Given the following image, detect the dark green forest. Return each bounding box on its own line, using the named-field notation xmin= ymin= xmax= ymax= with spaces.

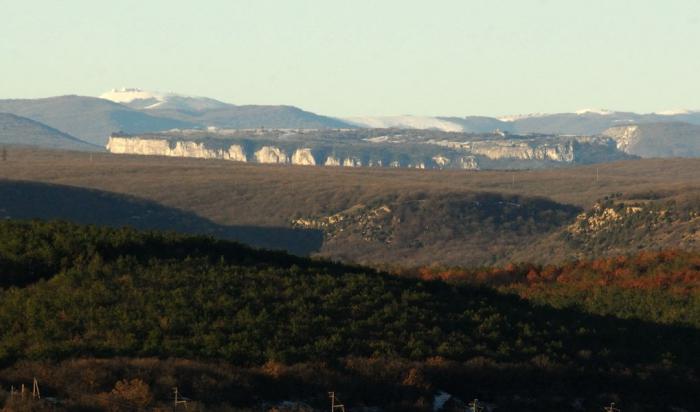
xmin=0 ymin=220 xmax=698 ymax=411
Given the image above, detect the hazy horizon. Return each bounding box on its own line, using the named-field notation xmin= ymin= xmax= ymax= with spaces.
xmin=4 ymin=0 xmax=700 ymax=117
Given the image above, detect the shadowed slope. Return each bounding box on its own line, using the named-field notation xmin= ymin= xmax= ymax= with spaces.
xmin=0 ymin=180 xmax=322 ymax=256
xmin=0 ymin=113 xmax=99 ymax=151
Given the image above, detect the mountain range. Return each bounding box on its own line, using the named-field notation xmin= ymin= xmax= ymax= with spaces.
xmin=351 ymin=109 xmax=700 ymax=136
xmin=0 ymin=112 xmax=98 ymax=151
xmin=1 ymin=88 xmax=699 ymax=161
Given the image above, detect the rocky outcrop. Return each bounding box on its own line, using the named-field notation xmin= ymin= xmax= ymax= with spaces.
xmin=255 ymin=146 xmax=287 ymax=164
xmin=468 ymin=140 xmax=575 ymax=162
xmin=106 ymin=136 xmax=247 ymax=161
xmin=457 ymin=156 xmax=479 ymax=170
xmin=324 ymin=156 xmax=341 ymax=166
xmin=603 ymin=125 xmax=639 ymax=153
xmin=603 ymin=122 xmax=700 ymax=158
xmin=343 ymin=157 xmax=362 ymax=167
xmin=292 ymin=203 xmax=395 ymax=243
xmin=432 ymin=155 xmax=450 ymax=168
xmin=291 ymin=148 xmax=316 ymax=166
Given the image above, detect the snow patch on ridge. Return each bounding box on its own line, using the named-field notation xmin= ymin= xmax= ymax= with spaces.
xmin=344 ymin=115 xmax=464 ymax=132
xmin=100 ymin=88 xmax=167 ymax=104
xmin=497 ymin=113 xmax=548 ymax=122
xmin=655 ymin=108 xmax=698 ymax=116
xmin=575 ymin=108 xmax=615 ymax=116
xmin=100 ymin=88 xmax=230 ymax=111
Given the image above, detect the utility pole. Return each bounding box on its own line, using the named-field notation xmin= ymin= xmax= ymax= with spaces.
xmin=468 ymin=398 xmax=484 ymax=412
xmin=32 ymin=377 xmax=40 ymax=399
xmin=1 ymin=146 xmax=6 ymax=161
xmin=596 ymin=167 xmax=599 ymax=183
xmin=173 ymin=387 xmax=189 ymax=408
xmin=329 ymin=392 xmax=346 ymax=412
xmin=603 ymin=402 xmax=621 ymax=412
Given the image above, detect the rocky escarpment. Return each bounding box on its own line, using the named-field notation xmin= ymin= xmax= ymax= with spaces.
xmin=291 ymin=192 xmax=581 ymax=266
xmin=107 ymin=136 xmax=247 ymax=161
xmin=106 ymin=128 xmax=632 ymax=170
xmin=107 ymin=135 xmax=481 ymax=169
xmin=566 ymin=198 xmax=700 ymax=246
xmin=469 ymin=140 xmax=575 ymax=162
xmin=603 ymin=122 xmax=700 ymax=158
xmin=512 ymin=195 xmax=700 ymax=264
xmin=108 ymin=136 xmax=402 ymax=167
xmin=603 ymin=125 xmax=639 ymax=153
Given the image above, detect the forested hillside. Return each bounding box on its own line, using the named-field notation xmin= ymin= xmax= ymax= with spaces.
xmin=410 ymin=249 xmax=700 ymax=328
xmin=0 ymin=220 xmax=698 ymax=411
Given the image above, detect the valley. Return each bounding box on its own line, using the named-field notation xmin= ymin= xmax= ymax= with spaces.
xmin=1 ymin=146 xmax=699 ymax=267
xmin=4 ymin=2 xmax=700 ymax=410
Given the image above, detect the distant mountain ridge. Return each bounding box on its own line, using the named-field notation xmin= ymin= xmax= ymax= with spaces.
xmin=0 ymin=90 xmax=354 ymax=147
xmin=1 ymin=88 xmax=699 ymax=160
xmin=99 ymin=88 xmax=231 ymax=111
xmin=0 ymin=95 xmax=194 ymax=146
xmin=603 ymin=122 xmax=700 ymax=158
xmin=349 ymin=110 xmax=700 ymax=135
xmin=0 ymin=112 xmax=98 ymax=151
xmin=100 ymin=87 xmax=352 ymax=130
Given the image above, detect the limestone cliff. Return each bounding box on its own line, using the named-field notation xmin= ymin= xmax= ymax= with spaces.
xmin=106 ymin=129 xmax=630 ymax=170
xmin=602 ymin=125 xmax=639 ymax=153
xmin=603 ymin=122 xmax=700 ymax=158
xmin=468 ymin=140 xmax=575 ymax=162
xmin=255 ymin=146 xmax=288 ymax=164
xmin=107 ymin=136 xmax=247 ymax=161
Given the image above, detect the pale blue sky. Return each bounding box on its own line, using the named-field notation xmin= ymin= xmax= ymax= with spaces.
xmin=3 ymin=0 xmax=699 ymax=117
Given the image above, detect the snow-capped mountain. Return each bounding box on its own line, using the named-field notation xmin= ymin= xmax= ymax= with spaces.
xmin=100 ymin=88 xmax=231 ymax=112
xmin=98 ymin=88 xmax=351 ymax=130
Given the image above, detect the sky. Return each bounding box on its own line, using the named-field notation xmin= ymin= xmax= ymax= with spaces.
xmin=2 ymin=0 xmax=700 ymax=117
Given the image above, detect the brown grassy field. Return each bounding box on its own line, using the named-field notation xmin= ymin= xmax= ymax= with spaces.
xmin=1 ymin=146 xmax=699 ymax=265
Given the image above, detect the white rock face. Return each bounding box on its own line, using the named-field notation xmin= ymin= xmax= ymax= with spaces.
xmin=432 ymin=155 xmax=451 ymax=168
xmin=469 ymin=141 xmax=575 ymax=162
xmin=291 ymin=148 xmax=316 ymax=166
xmin=458 ymin=156 xmax=479 ymax=170
xmin=226 ymin=145 xmax=247 ymax=162
xmin=106 ymin=136 xmax=247 ymax=161
xmin=343 ymin=157 xmax=362 ymax=167
xmin=324 ymin=156 xmax=341 ymax=166
xmin=255 ymin=146 xmax=288 ymax=164
xmin=107 ymin=136 xmax=170 ymax=155
xmin=110 ymin=136 xmax=566 ymax=170
xmin=169 ymin=141 xmax=219 ymax=158
xmin=603 ymin=125 xmax=639 ymax=153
